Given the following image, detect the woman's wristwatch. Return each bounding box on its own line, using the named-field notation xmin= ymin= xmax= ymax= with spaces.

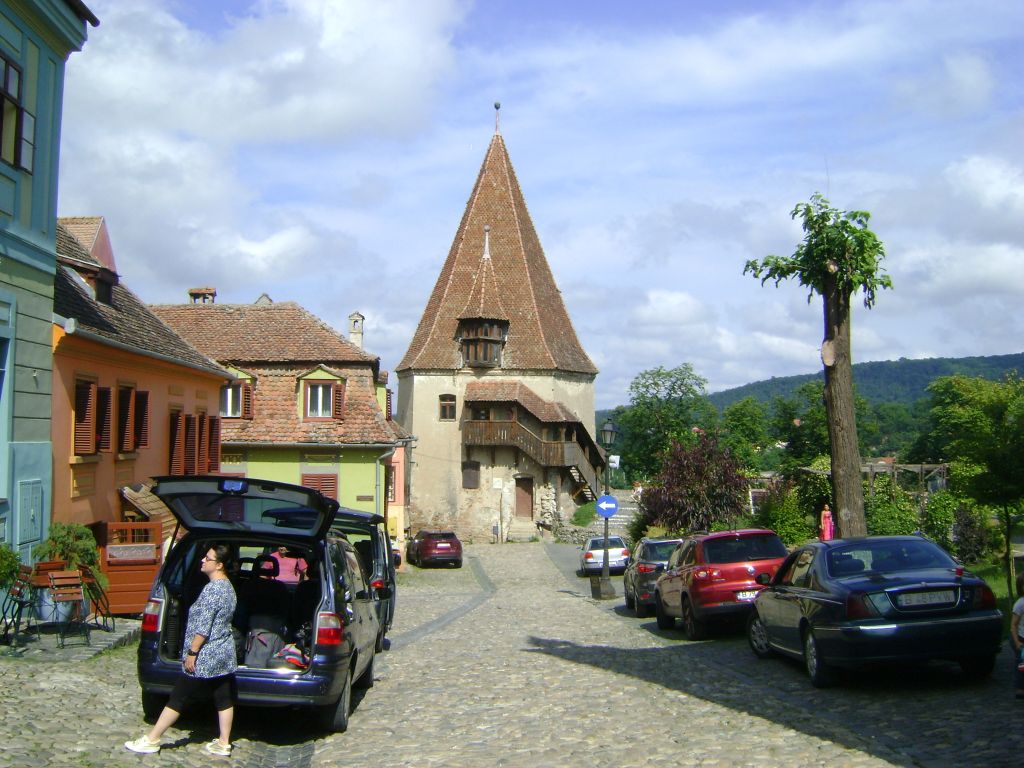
xmin=186 ymin=649 xmax=199 ymax=657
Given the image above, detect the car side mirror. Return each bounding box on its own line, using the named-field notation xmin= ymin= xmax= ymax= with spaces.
xmin=355 ymin=589 xmax=370 ymax=600
xmin=756 ymin=572 xmax=772 ymax=586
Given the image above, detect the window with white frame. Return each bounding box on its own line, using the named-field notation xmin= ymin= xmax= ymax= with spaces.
xmin=306 ymin=382 xmax=333 ymax=418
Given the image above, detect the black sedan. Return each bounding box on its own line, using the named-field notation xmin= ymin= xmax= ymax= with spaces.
xmin=747 ymin=535 xmax=1003 ymax=687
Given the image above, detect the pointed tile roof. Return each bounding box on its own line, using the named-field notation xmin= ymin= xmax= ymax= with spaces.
xmin=397 ymin=133 xmax=597 ymax=375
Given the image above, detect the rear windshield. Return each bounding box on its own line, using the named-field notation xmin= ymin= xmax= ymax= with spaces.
xmin=645 ymin=541 xmax=680 ymax=561
xmin=589 ymin=537 xmax=625 ymax=550
xmin=828 ymin=539 xmax=955 ymax=576
xmin=702 ymin=534 xmax=787 ymax=564
xmin=427 ymin=532 xmax=458 ymax=540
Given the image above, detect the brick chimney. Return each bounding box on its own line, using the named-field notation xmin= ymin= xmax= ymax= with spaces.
xmin=348 ymin=311 xmax=364 ymax=349
xmin=188 ymin=287 xmax=217 ymax=304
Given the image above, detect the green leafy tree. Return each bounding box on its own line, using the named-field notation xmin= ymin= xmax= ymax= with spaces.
xmin=746 ymin=194 xmax=892 ymax=537
xmin=617 ymin=364 xmax=713 ymax=482
xmin=770 ymin=382 xmax=832 ymax=474
xmin=721 ymin=396 xmax=770 ymax=471
xmin=640 ymin=433 xmax=749 ymax=533
xmin=864 ymin=475 xmax=920 ymax=536
xmin=924 ymin=374 xmax=1024 ymax=594
xmin=756 ymin=482 xmax=816 ymax=546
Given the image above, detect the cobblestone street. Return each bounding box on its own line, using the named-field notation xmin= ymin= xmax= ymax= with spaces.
xmin=0 ymin=542 xmax=1018 ymax=768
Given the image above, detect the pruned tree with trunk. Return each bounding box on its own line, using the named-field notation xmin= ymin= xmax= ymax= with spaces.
xmin=744 ymin=194 xmax=892 ymax=537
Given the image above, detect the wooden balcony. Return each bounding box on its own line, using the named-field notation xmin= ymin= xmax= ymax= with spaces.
xmin=463 ymin=420 xmax=601 ymax=497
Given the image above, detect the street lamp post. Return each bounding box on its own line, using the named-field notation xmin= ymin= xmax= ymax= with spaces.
xmin=597 ymin=419 xmax=619 ymax=599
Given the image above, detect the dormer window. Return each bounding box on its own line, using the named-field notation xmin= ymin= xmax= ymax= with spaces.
xmin=303 ymin=379 xmax=346 ymax=420
xmin=459 ymin=319 xmax=507 ymax=368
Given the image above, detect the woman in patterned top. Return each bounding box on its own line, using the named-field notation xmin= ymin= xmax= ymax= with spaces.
xmin=125 ymin=542 xmax=238 ymax=756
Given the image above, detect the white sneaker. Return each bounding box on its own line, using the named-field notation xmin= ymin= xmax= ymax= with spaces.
xmin=124 ymin=736 xmax=160 ymax=754
xmin=205 ymin=739 xmax=232 ymax=756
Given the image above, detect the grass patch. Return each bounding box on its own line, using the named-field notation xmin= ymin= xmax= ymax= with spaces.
xmin=571 ymin=502 xmax=596 ymax=527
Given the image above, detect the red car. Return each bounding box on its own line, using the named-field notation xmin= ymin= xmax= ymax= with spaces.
xmin=654 ymin=528 xmax=788 ymax=640
xmin=406 ymin=530 xmax=463 ymax=568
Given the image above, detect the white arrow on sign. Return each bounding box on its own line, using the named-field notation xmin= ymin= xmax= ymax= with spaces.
xmin=598 ymin=500 xmax=617 ymax=511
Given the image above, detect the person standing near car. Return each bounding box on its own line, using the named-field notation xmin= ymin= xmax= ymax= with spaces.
xmin=271 ymin=545 xmax=307 ymax=584
xmin=1011 ymin=573 xmax=1024 ymax=700
xmin=819 ymin=504 xmax=835 ymax=541
xmin=125 ymin=543 xmax=238 ymax=756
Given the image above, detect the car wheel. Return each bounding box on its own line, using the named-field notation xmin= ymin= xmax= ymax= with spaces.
xmin=624 ymin=585 xmax=635 ymax=610
xmin=960 ymin=654 xmax=997 ymax=679
xmin=141 ymin=691 xmax=166 ymax=722
xmin=454 ymin=559 xmax=463 ymax=569
xmin=654 ymin=593 xmax=674 ymax=630
xmin=634 ymin=588 xmax=651 ymax=618
xmin=680 ymin=596 xmax=706 ymax=641
xmin=318 ymin=667 xmax=352 ymax=733
xmin=747 ymin=611 xmax=773 ymax=659
xmin=803 ymin=629 xmax=836 ymax=688
xmin=354 ymin=652 xmax=375 ymax=689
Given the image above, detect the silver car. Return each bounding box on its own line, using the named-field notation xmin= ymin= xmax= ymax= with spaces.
xmin=579 ymin=536 xmax=630 ymax=574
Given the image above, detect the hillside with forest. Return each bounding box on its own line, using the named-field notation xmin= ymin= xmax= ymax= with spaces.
xmin=706 ymin=352 xmax=1024 ymax=411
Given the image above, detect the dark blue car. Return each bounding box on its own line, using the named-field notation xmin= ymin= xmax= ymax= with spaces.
xmin=136 ymin=476 xmax=380 ymax=732
xmin=747 ymin=535 xmax=1003 ymax=687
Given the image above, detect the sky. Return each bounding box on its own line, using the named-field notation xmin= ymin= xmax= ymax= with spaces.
xmin=57 ymin=0 xmax=1024 ymax=410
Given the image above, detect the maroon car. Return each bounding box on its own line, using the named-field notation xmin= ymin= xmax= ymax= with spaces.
xmin=406 ymin=530 xmax=463 ymax=568
xmin=655 ymin=528 xmax=788 ymax=640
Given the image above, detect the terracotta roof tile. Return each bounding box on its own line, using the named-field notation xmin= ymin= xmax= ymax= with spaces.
xmin=398 ymin=133 xmax=596 ymax=375
xmin=150 ymin=302 xmax=379 ymax=366
xmin=464 ymin=380 xmax=581 ymax=423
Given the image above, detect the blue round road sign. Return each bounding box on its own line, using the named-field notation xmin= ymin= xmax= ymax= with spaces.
xmin=596 ymin=495 xmax=619 ymax=518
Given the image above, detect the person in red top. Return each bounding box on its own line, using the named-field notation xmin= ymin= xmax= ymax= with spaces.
xmin=270 ymin=546 xmax=307 ymax=584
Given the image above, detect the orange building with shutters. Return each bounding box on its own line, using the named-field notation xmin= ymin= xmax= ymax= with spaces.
xmin=51 ymin=218 xmax=229 ymax=531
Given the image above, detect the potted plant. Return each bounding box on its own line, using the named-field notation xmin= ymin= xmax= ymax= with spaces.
xmin=0 ymin=542 xmax=20 ymax=591
xmin=33 ymin=523 xmax=108 ymax=617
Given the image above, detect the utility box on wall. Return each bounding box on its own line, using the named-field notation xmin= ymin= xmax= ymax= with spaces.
xmin=90 ymin=521 xmax=162 ymax=614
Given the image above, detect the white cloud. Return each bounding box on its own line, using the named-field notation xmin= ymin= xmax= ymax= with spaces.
xmin=945 ymin=155 xmax=1024 ymax=215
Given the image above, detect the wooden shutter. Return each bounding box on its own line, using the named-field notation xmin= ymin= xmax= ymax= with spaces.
xmin=184 ymin=414 xmax=198 ymax=474
xmin=118 ymin=387 xmax=136 ymax=453
xmin=96 ymin=387 xmax=113 ymax=452
xmin=301 ymin=473 xmax=338 ymax=500
xmin=332 ymin=381 xmax=346 ymax=419
xmin=207 ymin=416 xmax=221 ymax=473
xmin=169 ymin=411 xmax=185 ymax=475
xmin=73 ymin=380 xmax=97 ymax=455
xmin=241 ymin=382 xmax=254 ymax=420
xmin=134 ymin=391 xmax=150 ymax=448
xmin=196 ymin=414 xmax=209 ymax=473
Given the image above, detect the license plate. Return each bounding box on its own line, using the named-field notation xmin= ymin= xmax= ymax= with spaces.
xmin=898 ymin=590 xmax=953 ymax=607
xmin=436 ymin=543 xmax=451 ymax=549
xmin=737 ymin=590 xmax=759 ymax=601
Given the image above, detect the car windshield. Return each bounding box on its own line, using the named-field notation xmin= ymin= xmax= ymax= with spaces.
xmin=702 ymin=534 xmax=787 ymax=564
xmin=645 ymin=541 xmax=679 ymax=560
xmin=828 ymin=539 xmax=956 ymax=576
xmin=589 ymin=537 xmax=625 ymax=550
xmin=428 ymin=532 xmax=458 ymax=540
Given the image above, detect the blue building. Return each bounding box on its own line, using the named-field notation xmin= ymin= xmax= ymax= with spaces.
xmin=0 ymin=0 xmax=96 ymax=560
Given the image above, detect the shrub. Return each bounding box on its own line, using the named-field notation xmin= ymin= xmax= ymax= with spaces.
xmin=921 ymin=491 xmax=957 ymax=551
xmin=951 ymin=504 xmax=991 ymax=563
xmin=757 ymin=484 xmax=815 ymax=546
xmin=864 ymin=476 xmax=920 ymax=536
xmin=571 ymin=502 xmax=596 ymax=528
xmin=0 ymin=542 xmax=20 ymax=589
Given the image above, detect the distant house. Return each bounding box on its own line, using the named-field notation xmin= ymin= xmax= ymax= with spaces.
xmin=152 ymin=293 xmax=410 ymax=541
xmin=52 ymin=218 xmax=229 ymax=530
xmin=0 ymin=1 xmax=97 ymax=560
xmin=396 ymin=125 xmax=604 ymax=542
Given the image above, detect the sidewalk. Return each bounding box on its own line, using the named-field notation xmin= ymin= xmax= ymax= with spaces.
xmin=0 ymin=616 xmax=140 ymax=662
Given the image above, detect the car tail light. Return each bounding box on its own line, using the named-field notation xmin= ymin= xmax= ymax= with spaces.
xmin=141 ymin=599 xmax=162 ymax=633
xmin=845 ymin=591 xmax=880 ymax=620
xmin=637 ymin=563 xmax=657 ymax=574
xmin=316 ymin=612 xmax=344 ymax=645
xmin=584 ymin=551 xmax=595 ymax=561
xmin=622 ymin=549 xmax=630 ymax=558
xmin=370 ymin=578 xmax=386 ymax=590
xmin=973 ymin=584 xmax=997 ymax=609
xmin=693 ymin=568 xmax=722 ymax=581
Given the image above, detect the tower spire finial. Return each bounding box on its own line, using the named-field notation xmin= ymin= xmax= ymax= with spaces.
xmin=483 ymin=225 xmax=491 ymax=260
xmin=494 ymin=101 xmax=501 ymax=134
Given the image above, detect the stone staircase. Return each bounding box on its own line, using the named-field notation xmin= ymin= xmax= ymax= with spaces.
xmin=587 ymin=489 xmax=638 ymax=541
xmin=506 ymin=516 xmax=540 ymax=542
